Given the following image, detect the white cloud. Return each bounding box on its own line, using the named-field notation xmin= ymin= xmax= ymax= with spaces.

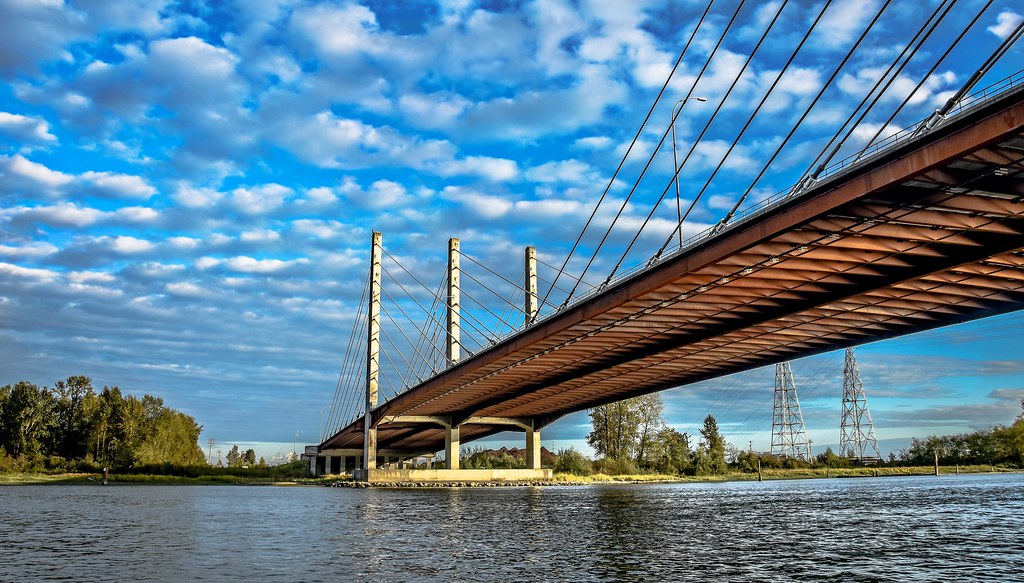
xmin=0 ymin=154 xmax=73 ymax=196
xmin=289 ymin=4 xmax=380 ymax=57
xmin=80 ymin=171 xmax=157 ymax=199
xmin=106 ymin=235 xmax=155 ymax=254
xmin=815 ymin=0 xmax=880 ymax=49
xmin=173 ymin=183 xmax=223 ymax=208
xmin=291 ymin=219 xmax=347 ymax=239
xmin=340 ymin=178 xmax=410 ymax=209
xmin=67 ymin=270 xmax=116 ymax=284
xmin=573 ymin=136 xmax=613 ymax=150
xmin=270 ymin=111 xmax=455 ymax=170
xmin=240 ymin=229 xmax=280 ymax=242
xmin=195 ymin=257 xmax=220 ymax=270
xmin=0 ymin=262 xmax=58 ymax=281
xmin=525 ymin=159 xmax=597 ymax=184
xmin=7 ymin=202 xmax=104 ymax=227
xmin=988 ymin=11 xmax=1022 ymax=39
xmin=168 ymin=236 xmax=200 ymax=249
xmin=438 ymin=156 xmax=519 ymax=182
xmin=223 ymin=256 xmax=310 ymax=273
xmin=302 ymin=187 xmax=338 ymax=206
xmin=112 ymin=206 xmax=159 ymax=222
xmin=442 ymin=186 xmax=513 ymax=219
xmin=166 ymin=281 xmax=214 ymax=298
xmin=398 ymin=92 xmax=471 ymax=129
xmin=0 ymin=241 xmax=58 ymax=258
xmin=0 ymin=112 xmax=58 ymax=146
xmin=231 ymin=183 xmax=292 ymax=215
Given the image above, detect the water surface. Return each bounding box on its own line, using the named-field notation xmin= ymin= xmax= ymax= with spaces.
xmin=2 ymin=473 xmax=1021 ymax=581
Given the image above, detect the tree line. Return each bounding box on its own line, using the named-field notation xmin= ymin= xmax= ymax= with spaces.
xmin=0 ymin=376 xmax=205 ymax=472
xmin=566 ymin=395 xmax=1024 ymax=476
xmin=893 ymin=403 xmax=1024 ymax=467
xmin=583 ymin=394 xmax=727 ymax=476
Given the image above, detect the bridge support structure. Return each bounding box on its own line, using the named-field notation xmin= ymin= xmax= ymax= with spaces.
xmin=349 ymin=415 xmax=551 ymax=482
xmin=340 ymin=236 xmax=553 ymax=482
xmin=362 ymin=231 xmax=382 ymax=472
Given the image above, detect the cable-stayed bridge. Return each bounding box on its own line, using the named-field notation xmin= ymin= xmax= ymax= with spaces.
xmin=312 ymin=3 xmax=1024 ymax=482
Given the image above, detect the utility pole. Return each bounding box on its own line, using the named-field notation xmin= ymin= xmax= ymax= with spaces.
xmin=771 ymin=361 xmax=811 ymax=462
xmin=840 ymin=347 xmax=881 ymax=461
xmin=207 ymin=437 xmax=215 ymax=465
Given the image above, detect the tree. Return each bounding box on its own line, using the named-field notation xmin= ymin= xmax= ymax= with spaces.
xmin=695 ymin=414 xmax=727 ymax=475
xmin=242 ymin=449 xmax=257 ymax=466
xmin=50 ymin=376 xmax=97 ymax=460
xmin=587 ymin=394 xmax=666 ymax=465
xmin=634 ymin=394 xmax=664 ymax=464
xmin=650 ymin=427 xmax=691 ymax=474
xmin=226 ymin=445 xmax=241 ymax=467
xmin=0 ymin=382 xmax=54 ymax=458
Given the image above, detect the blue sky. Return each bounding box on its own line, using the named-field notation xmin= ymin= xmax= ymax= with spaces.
xmin=2 ymin=0 xmax=1023 ymax=462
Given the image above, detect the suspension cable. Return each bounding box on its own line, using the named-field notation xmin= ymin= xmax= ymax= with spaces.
xmin=537 ymin=0 xmax=718 ymax=320
xmin=606 ymin=0 xmax=787 ymax=281
xmin=855 ymin=0 xmax=995 ymax=159
xmin=709 ymin=0 xmax=894 ymax=235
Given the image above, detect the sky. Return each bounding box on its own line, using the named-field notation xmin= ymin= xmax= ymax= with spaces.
xmin=2 ymin=0 xmax=1023 ymax=463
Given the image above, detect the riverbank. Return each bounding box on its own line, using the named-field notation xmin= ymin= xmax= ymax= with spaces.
xmin=322 ymin=464 xmax=1022 ymax=488
xmin=4 ymin=464 xmax=1019 ymax=487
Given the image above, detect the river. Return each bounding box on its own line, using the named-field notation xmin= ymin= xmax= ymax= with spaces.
xmin=1 ymin=473 xmax=1021 ymax=582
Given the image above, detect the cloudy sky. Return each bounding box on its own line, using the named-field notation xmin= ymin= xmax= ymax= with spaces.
xmin=2 ymin=0 xmax=1023 ymax=461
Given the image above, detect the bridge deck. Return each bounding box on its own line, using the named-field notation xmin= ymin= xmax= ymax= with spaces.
xmin=322 ymin=83 xmax=1024 ymax=455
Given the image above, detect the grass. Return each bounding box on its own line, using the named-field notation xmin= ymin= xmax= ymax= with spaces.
xmin=4 ymin=465 xmax=1018 ymax=487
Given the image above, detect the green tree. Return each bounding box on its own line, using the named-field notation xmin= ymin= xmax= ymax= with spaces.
xmin=49 ymin=376 xmax=97 ymax=460
xmin=650 ymin=427 xmax=691 ymax=474
xmin=634 ymin=394 xmax=664 ymax=465
xmin=587 ymin=394 xmax=666 ymax=466
xmin=694 ymin=414 xmax=727 ymax=475
xmin=0 ymin=381 xmax=54 ymax=458
xmin=242 ymin=448 xmax=257 ymax=466
xmin=226 ymin=444 xmax=241 ymax=467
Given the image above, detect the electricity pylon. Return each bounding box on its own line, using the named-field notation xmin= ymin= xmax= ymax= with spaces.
xmin=840 ymin=348 xmax=881 ymax=461
xmin=772 ymin=361 xmax=811 ymax=461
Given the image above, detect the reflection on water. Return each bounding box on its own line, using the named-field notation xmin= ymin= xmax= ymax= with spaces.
xmin=1 ymin=473 xmax=1022 ymax=582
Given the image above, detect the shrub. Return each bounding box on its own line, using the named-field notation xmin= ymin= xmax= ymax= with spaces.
xmin=593 ymin=456 xmax=638 ymax=475
xmin=553 ymin=448 xmax=593 ymax=475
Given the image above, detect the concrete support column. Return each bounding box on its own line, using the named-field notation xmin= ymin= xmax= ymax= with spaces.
xmin=526 ymin=423 xmax=541 ymax=470
xmin=525 ymin=246 xmax=538 ymax=323
xmin=447 ymin=237 xmax=461 ymax=365
xmin=323 ymin=455 xmax=332 ymax=476
xmin=364 ymin=231 xmax=382 ymax=471
xmin=446 ymin=425 xmax=461 ymax=470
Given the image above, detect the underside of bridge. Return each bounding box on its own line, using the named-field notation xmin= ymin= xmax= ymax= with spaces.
xmin=321 ymin=83 xmax=1024 ymax=459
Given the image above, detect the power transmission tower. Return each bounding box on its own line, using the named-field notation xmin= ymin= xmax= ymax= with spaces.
xmin=207 ymin=437 xmax=215 ymax=465
xmin=840 ymin=348 xmax=881 ymax=461
xmin=772 ymin=361 xmax=811 ymax=461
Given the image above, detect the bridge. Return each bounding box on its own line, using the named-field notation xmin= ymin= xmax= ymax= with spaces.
xmin=309 ymin=76 xmax=1024 ymax=482
xmin=309 ymin=0 xmax=1024 ymax=481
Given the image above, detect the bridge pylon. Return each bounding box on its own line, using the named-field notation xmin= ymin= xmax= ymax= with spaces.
xmin=772 ymin=361 xmax=811 ymax=461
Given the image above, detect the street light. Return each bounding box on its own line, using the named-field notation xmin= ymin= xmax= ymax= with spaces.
xmin=671 ymin=96 xmax=707 ymax=248
xmin=319 ymin=405 xmax=332 ymax=442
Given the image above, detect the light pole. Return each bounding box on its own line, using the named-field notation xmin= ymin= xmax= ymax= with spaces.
xmin=293 ymin=430 xmax=301 ymax=462
xmin=319 ymin=405 xmax=332 ymax=442
xmin=671 ymin=96 xmax=707 ymax=248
